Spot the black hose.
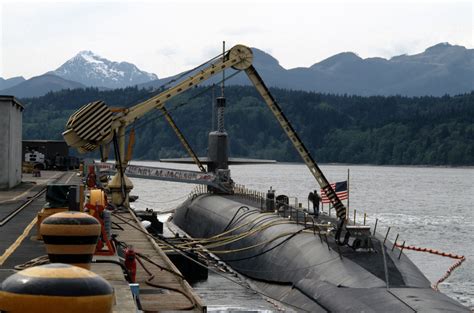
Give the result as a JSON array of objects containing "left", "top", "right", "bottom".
[
  {"left": 135, "top": 255, "right": 196, "bottom": 310},
  {"left": 136, "top": 252, "right": 185, "bottom": 279},
  {"left": 222, "top": 206, "right": 249, "bottom": 232},
  {"left": 112, "top": 221, "right": 125, "bottom": 230},
  {"left": 92, "top": 259, "right": 132, "bottom": 283},
  {"left": 224, "top": 226, "right": 312, "bottom": 262}
]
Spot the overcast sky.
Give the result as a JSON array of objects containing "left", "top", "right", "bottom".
[{"left": 0, "top": 0, "right": 472, "bottom": 79}]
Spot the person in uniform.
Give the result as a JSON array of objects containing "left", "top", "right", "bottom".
[{"left": 308, "top": 190, "right": 321, "bottom": 216}]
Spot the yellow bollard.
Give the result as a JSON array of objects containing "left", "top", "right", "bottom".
[
  {"left": 0, "top": 263, "right": 114, "bottom": 313},
  {"left": 40, "top": 211, "right": 101, "bottom": 269}
]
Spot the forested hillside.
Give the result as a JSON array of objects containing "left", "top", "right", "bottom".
[{"left": 21, "top": 86, "right": 474, "bottom": 165}]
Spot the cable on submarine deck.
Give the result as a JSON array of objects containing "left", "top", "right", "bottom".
[
  {"left": 112, "top": 212, "right": 314, "bottom": 312},
  {"left": 219, "top": 226, "right": 312, "bottom": 262},
  {"left": 160, "top": 219, "right": 300, "bottom": 252}
]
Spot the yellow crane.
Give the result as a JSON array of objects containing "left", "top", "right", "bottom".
[{"left": 62, "top": 44, "right": 347, "bottom": 224}]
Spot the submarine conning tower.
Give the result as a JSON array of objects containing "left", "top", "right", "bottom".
[
  {"left": 208, "top": 97, "right": 228, "bottom": 173},
  {"left": 207, "top": 96, "right": 232, "bottom": 193}
]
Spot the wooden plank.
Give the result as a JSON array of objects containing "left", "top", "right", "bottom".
[
  {"left": 111, "top": 210, "right": 206, "bottom": 312},
  {"left": 91, "top": 258, "right": 137, "bottom": 313}
]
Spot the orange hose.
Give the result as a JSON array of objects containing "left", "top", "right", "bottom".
[{"left": 395, "top": 244, "right": 466, "bottom": 290}]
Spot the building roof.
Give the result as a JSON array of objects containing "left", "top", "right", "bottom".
[
  {"left": 22, "top": 140, "right": 67, "bottom": 143},
  {"left": 0, "top": 95, "right": 24, "bottom": 111}
]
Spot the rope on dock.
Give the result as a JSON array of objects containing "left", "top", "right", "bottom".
[
  {"left": 394, "top": 243, "right": 466, "bottom": 291},
  {"left": 14, "top": 255, "right": 50, "bottom": 270}
]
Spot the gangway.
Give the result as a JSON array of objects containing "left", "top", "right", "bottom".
[{"left": 94, "top": 162, "right": 229, "bottom": 191}]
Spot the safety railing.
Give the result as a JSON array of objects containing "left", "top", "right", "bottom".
[{"left": 187, "top": 183, "right": 465, "bottom": 286}]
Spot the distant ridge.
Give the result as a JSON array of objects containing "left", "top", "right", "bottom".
[
  {"left": 0, "top": 74, "right": 85, "bottom": 98},
  {"left": 0, "top": 76, "right": 25, "bottom": 90},
  {"left": 2, "top": 42, "right": 472, "bottom": 98},
  {"left": 140, "top": 42, "right": 474, "bottom": 96}
]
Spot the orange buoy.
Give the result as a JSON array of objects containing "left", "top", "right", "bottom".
[
  {"left": 0, "top": 263, "right": 114, "bottom": 313},
  {"left": 40, "top": 211, "right": 101, "bottom": 269}
]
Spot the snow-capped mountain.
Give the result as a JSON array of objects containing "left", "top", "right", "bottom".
[{"left": 50, "top": 51, "right": 158, "bottom": 89}]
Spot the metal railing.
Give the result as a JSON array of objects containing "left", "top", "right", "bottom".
[{"left": 187, "top": 183, "right": 412, "bottom": 259}]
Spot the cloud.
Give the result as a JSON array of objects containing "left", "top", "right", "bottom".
[
  {"left": 1, "top": 0, "right": 472, "bottom": 78},
  {"left": 156, "top": 47, "right": 180, "bottom": 57},
  {"left": 219, "top": 26, "right": 266, "bottom": 37},
  {"left": 373, "top": 40, "right": 425, "bottom": 59}
]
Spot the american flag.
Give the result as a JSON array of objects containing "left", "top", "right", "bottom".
[{"left": 320, "top": 181, "right": 348, "bottom": 204}]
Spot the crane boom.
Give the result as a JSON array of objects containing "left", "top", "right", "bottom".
[
  {"left": 63, "top": 45, "right": 252, "bottom": 152},
  {"left": 62, "top": 44, "right": 346, "bottom": 221},
  {"left": 111, "top": 45, "right": 253, "bottom": 129}
]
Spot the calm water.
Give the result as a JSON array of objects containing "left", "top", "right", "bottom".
[{"left": 129, "top": 161, "right": 474, "bottom": 309}]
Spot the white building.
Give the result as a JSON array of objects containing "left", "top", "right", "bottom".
[{"left": 0, "top": 95, "right": 24, "bottom": 189}]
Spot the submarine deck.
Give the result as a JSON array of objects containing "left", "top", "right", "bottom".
[
  {"left": 172, "top": 192, "right": 471, "bottom": 312},
  {"left": 0, "top": 171, "right": 205, "bottom": 312}
]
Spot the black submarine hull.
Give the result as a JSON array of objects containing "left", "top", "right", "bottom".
[{"left": 173, "top": 194, "right": 469, "bottom": 312}]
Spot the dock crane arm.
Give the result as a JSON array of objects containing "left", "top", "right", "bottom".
[
  {"left": 62, "top": 45, "right": 252, "bottom": 153},
  {"left": 244, "top": 65, "right": 347, "bottom": 222},
  {"left": 62, "top": 44, "right": 346, "bottom": 225}
]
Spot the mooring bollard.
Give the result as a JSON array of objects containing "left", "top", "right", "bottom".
[
  {"left": 0, "top": 263, "right": 114, "bottom": 313},
  {"left": 40, "top": 211, "right": 101, "bottom": 269}
]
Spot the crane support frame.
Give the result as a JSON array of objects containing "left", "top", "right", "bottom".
[{"left": 160, "top": 106, "right": 206, "bottom": 172}]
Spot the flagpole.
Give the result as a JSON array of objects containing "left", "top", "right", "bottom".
[{"left": 346, "top": 168, "right": 350, "bottom": 221}]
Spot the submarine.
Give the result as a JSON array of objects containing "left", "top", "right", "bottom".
[
  {"left": 171, "top": 92, "right": 469, "bottom": 312},
  {"left": 62, "top": 44, "right": 470, "bottom": 312},
  {"left": 173, "top": 196, "right": 469, "bottom": 312}
]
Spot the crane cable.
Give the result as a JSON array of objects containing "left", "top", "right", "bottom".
[
  {"left": 394, "top": 243, "right": 466, "bottom": 291},
  {"left": 152, "top": 50, "right": 229, "bottom": 94},
  {"left": 122, "top": 69, "right": 243, "bottom": 138}
]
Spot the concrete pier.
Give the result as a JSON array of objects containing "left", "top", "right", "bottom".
[{"left": 0, "top": 170, "right": 205, "bottom": 312}]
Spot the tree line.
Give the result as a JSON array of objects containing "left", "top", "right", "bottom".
[{"left": 20, "top": 86, "right": 474, "bottom": 165}]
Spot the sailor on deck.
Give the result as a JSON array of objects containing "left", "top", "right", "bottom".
[{"left": 308, "top": 190, "right": 321, "bottom": 217}]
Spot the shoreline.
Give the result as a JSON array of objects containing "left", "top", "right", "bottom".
[{"left": 131, "top": 159, "right": 474, "bottom": 169}]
